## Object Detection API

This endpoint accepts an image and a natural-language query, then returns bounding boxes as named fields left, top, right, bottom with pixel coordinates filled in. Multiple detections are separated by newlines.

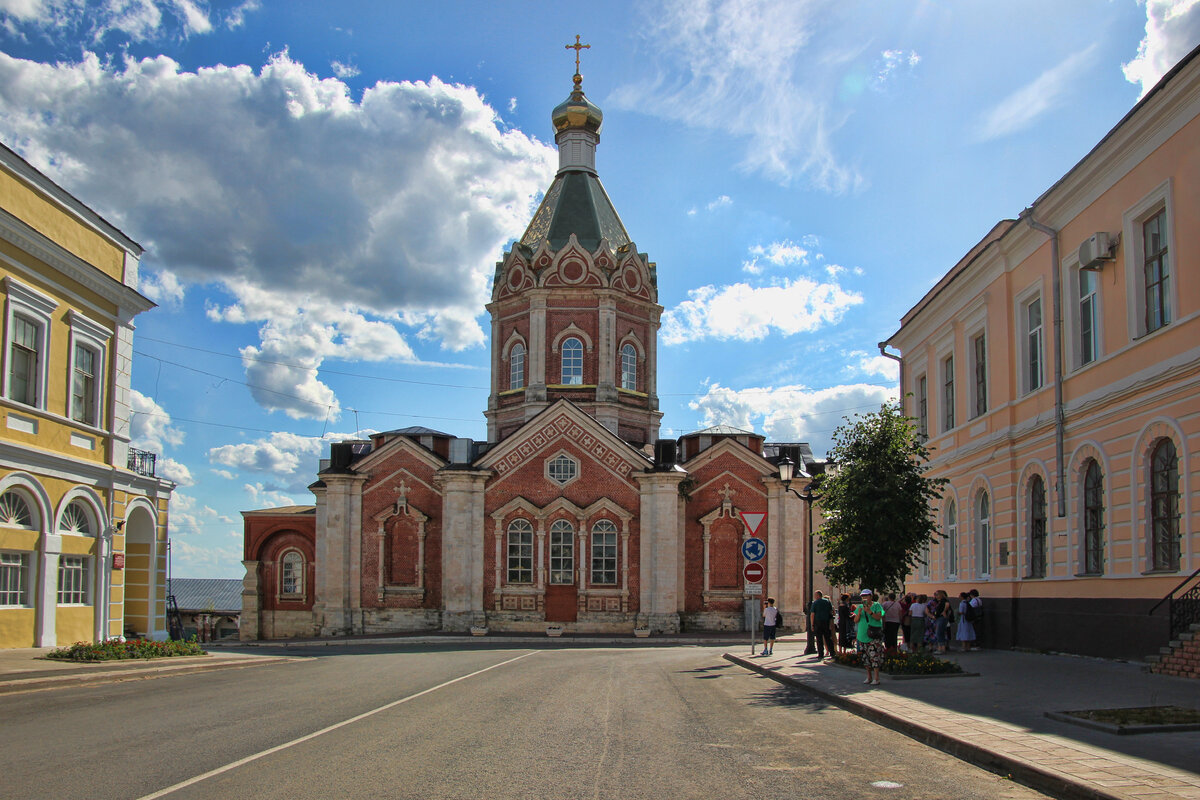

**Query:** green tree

left=814, top=402, right=944, bottom=593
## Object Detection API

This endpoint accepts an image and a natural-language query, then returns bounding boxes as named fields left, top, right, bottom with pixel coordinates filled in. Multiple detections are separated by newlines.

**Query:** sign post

left=742, top=523, right=766, bottom=654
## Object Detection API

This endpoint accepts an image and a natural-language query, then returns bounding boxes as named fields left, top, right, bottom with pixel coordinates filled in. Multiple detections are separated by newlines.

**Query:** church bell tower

left=485, top=43, right=662, bottom=446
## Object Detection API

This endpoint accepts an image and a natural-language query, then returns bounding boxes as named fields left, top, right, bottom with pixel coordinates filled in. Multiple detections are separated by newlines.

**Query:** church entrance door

left=544, top=522, right=578, bottom=623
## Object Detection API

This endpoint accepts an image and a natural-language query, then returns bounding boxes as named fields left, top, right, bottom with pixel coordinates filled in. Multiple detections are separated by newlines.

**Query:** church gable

left=478, top=401, right=648, bottom=483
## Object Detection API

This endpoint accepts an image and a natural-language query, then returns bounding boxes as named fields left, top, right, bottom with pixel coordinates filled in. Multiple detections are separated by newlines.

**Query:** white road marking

left=135, top=651, right=539, bottom=799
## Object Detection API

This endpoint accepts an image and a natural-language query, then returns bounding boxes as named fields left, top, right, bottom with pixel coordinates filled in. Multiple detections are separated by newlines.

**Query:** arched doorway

left=123, top=505, right=158, bottom=639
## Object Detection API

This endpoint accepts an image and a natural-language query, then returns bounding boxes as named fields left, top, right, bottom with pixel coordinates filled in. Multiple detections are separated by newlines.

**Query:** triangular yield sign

left=739, top=511, right=766, bottom=536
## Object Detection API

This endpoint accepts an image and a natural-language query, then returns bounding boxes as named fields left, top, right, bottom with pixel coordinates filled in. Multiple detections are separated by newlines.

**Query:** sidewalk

left=728, top=637, right=1200, bottom=800
left=0, top=647, right=296, bottom=695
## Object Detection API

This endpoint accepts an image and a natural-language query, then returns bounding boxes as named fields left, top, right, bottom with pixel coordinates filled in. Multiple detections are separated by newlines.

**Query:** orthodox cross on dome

left=565, top=34, right=590, bottom=76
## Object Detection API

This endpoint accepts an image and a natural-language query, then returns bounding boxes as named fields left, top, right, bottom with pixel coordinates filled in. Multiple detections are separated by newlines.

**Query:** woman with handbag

left=853, top=588, right=886, bottom=685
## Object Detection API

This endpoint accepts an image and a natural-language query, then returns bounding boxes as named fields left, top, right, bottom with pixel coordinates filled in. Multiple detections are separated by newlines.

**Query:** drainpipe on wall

left=877, top=342, right=904, bottom=412
left=1019, top=208, right=1067, bottom=518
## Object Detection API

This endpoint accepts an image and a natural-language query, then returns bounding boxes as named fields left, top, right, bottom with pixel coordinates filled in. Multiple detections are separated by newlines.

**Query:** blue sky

left=1, top=0, right=1197, bottom=578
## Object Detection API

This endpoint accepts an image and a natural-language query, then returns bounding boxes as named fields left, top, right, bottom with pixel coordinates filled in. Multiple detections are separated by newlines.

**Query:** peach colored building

left=885, top=44, right=1200, bottom=660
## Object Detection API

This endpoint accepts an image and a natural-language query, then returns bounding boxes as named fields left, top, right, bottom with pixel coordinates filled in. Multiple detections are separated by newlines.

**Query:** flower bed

left=46, top=638, right=207, bottom=662
left=832, top=648, right=963, bottom=676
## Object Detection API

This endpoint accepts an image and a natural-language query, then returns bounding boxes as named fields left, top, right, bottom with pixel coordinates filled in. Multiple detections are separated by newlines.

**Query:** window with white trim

left=1082, top=459, right=1104, bottom=575
left=976, top=492, right=991, bottom=578
left=506, top=519, right=533, bottom=584
left=547, top=453, right=578, bottom=485
left=67, top=310, right=111, bottom=427
left=1149, top=439, right=1180, bottom=572
left=591, top=520, right=617, bottom=585
left=59, top=500, right=94, bottom=537
left=944, top=501, right=957, bottom=579
left=3, top=277, right=57, bottom=411
left=1028, top=476, right=1047, bottom=579
left=970, top=333, right=987, bottom=418
left=915, top=374, right=928, bottom=440
left=280, top=551, right=304, bottom=596
left=561, top=337, right=583, bottom=385
left=509, top=343, right=525, bottom=390
left=0, top=552, right=30, bottom=606
left=57, top=555, right=89, bottom=604
left=620, top=343, right=637, bottom=391
left=942, top=355, right=955, bottom=432
left=0, top=491, right=34, bottom=529
left=1024, top=297, right=1043, bottom=393
left=1078, top=269, right=1099, bottom=366
left=1143, top=209, right=1170, bottom=333
left=549, top=520, right=574, bottom=584
left=1123, top=184, right=1174, bottom=340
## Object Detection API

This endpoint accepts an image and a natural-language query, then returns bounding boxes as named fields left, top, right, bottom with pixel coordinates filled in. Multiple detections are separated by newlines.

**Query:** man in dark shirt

left=809, top=590, right=835, bottom=660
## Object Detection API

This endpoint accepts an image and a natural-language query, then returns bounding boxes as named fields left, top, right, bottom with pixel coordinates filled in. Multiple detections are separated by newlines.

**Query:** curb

left=725, top=653, right=1127, bottom=800
left=216, top=635, right=751, bottom=649
left=0, top=655, right=298, bottom=695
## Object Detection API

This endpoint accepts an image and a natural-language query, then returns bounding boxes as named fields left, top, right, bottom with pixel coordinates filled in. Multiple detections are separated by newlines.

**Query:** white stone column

left=528, top=293, right=548, bottom=398
left=37, top=534, right=62, bottom=647
left=596, top=296, right=617, bottom=401
left=435, top=469, right=490, bottom=630
left=318, top=473, right=366, bottom=635
left=240, top=560, right=261, bottom=640
left=764, top=478, right=805, bottom=620
left=633, top=470, right=686, bottom=632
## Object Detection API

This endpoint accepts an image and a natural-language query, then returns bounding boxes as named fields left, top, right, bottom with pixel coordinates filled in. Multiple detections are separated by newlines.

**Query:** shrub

left=832, top=647, right=962, bottom=675
left=46, top=637, right=207, bottom=662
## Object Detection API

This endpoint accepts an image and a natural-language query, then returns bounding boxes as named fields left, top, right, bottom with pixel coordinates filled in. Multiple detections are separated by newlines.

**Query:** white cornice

left=0, top=145, right=142, bottom=256
left=0, top=440, right=174, bottom=493
left=0, top=208, right=154, bottom=316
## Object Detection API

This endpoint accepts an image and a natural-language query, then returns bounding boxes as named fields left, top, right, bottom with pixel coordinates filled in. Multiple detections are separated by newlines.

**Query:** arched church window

left=620, top=343, right=637, bottom=391
left=510, top=343, right=525, bottom=390
left=561, top=337, right=583, bottom=385
left=1082, top=459, right=1104, bottom=575
left=507, top=520, right=533, bottom=584
left=280, top=551, right=304, bottom=597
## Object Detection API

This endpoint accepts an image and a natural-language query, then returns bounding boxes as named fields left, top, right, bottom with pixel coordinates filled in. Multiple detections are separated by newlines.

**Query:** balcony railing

left=127, top=448, right=157, bottom=477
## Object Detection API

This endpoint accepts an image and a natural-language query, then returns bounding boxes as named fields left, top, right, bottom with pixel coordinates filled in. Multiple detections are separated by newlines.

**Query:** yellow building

left=0, top=141, right=173, bottom=648
left=885, top=44, right=1200, bottom=661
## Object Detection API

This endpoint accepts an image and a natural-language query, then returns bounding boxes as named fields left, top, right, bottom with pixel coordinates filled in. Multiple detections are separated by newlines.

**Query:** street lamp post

left=778, top=455, right=817, bottom=655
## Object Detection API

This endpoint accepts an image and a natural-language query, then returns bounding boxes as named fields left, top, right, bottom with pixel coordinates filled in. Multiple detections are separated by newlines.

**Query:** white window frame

left=976, top=491, right=991, bottom=579
left=57, top=555, right=90, bottom=605
left=0, top=551, right=31, bottom=607
left=915, top=373, right=928, bottom=440
left=58, top=499, right=96, bottom=537
left=944, top=500, right=958, bottom=580
left=969, top=331, right=987, bottom=419
left=620, top=343, right=637, bottom=391
left=545, top=451, right=579, bottom=486
left=1065, top=248, right=1102, bottom=370
left=560, top=337, right=583, bottom=385
left=3, top=277, right=57, bottom=411
left=509, top=342, right=526, bottom=390
left=548, top=519, right=574, bottom=585
left=591, top=520, right=618, bottom=585
left=941, top=353, right=955, bottom=433
left=506, top=519, right=534, bottom=584
left=1015, top=282, right=1044, bottom=395
left=279, top=550, right=305, bottom=597
left=1123, top=180, right=1175, bottom=340
left=68, top=310, right=111, bottom=428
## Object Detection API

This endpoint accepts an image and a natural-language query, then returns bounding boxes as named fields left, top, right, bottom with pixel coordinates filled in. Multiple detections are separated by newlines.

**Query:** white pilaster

left=633, top=470, right=686, bottom=632
left=435, top=468, right=490, bottom=630
left=37, top=534, right=62, bottom=646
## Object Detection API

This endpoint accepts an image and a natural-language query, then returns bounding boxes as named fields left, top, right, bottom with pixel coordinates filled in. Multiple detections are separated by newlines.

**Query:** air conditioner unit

left=1077, top=232, right=1113, bottom=270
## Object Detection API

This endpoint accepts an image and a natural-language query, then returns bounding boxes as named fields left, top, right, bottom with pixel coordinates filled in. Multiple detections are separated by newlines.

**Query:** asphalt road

left=0, top=644, right=1051, bottom=800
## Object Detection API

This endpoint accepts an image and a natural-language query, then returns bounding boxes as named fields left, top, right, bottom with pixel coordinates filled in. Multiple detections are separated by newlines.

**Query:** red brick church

left=240, top=66, right=822, bottom=639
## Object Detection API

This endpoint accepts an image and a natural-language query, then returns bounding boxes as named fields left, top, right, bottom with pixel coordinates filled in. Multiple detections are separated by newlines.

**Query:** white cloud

left=208, top=429, right=359, bottom=491
left=688, top=194, right=732, bottom=217
left=853, top=352, right=900, bottom=382
left=873, top=49, right=920, bottom=89
left=169, top=535, right=242, bottom=578
left=211, top=468, right=236, bottom=480
left=139, top=267, right=184, bottom=306
left=610, top=0, right=862, bottom=191
left=1124, top=0, right=1200, bottom=97
left=244, top=482, right=297, bottom=509
left=742, top=239, right=812, bottom=274
left=330, top=59, right=360, bottom=79
left=665, top=238, right=860, bottom=344
left=129, top=389, right=185, bottom=454
left=976, top=46, right=1097, bottom=141
left=690, top=382, right=898, bottom=457
left=0, top=0, right=246, bottom=41
left=168, top=490, right=217, bottom=536
left=158, top=456, right=193, bottom=486
left=0, top=50, right=555, bottom=415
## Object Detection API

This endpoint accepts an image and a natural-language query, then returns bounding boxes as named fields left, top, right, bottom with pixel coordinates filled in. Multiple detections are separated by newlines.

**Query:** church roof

left=381, top=426, right=453, bottom=438
left=169, top=578, right=243, bottom=613
left=519, top=170, right=631, bottom=254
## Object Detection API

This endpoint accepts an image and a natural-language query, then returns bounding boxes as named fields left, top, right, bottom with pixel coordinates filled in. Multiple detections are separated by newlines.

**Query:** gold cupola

left=551, top=73, right=604, bottom=134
